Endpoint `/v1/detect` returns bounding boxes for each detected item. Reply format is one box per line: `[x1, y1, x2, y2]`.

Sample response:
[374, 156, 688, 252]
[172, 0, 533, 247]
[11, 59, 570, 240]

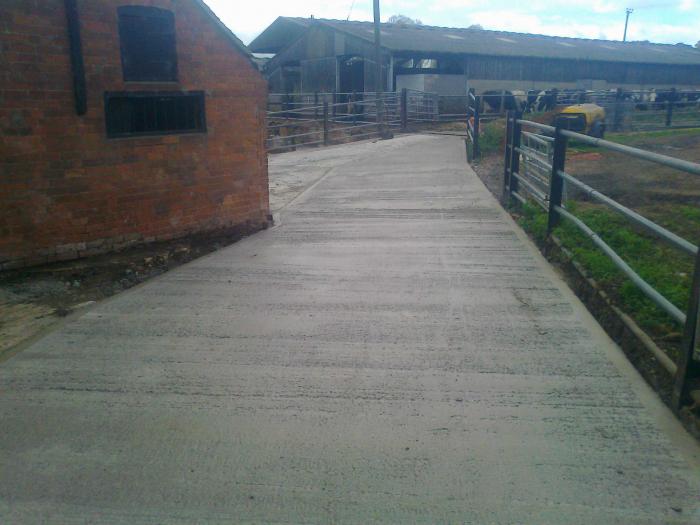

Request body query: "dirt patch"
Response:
[0, 223, 265, 360]
[567, 130, 700, 210]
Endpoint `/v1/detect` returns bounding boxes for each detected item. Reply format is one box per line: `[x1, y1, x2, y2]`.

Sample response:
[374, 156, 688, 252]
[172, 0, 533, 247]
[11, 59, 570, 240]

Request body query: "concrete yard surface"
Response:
[1, 135, 699, 524]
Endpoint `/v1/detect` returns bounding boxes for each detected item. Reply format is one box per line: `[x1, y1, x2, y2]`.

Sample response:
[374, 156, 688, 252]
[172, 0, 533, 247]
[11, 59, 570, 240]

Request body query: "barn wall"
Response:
[265, 25, 390, 93]
[463, 55, 700, 91]
[1, 0, 270, 269]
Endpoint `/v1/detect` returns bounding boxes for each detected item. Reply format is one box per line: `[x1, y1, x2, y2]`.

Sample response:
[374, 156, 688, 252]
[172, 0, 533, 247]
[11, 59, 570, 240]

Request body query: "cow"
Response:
[482, 90, 528, 113]
[535, 89, 559, 112]
[631, 88, 657, 110]
[654, 88, 679, 110]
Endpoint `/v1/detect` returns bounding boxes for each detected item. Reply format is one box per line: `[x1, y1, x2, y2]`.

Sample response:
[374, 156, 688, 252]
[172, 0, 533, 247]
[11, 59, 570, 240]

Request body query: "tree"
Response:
[387, 14, 422, 26]
[468, 24, 484, 30]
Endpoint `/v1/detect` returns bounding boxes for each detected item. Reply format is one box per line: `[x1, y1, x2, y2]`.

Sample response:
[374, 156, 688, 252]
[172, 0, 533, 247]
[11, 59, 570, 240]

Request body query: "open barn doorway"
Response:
[339, 56, 365, 94]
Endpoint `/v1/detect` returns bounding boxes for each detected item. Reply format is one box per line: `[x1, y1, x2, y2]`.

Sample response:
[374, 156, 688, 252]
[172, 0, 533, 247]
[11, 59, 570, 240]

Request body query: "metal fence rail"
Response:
[466, 92, 480, 161]
[502, 110, 700, 411]
[267, 92, 402, 152]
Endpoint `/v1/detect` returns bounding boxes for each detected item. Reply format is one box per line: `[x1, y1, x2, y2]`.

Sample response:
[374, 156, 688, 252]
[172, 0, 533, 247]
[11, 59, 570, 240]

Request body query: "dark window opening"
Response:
[118, 6, 178, 82]
[105, 91, 206, 138]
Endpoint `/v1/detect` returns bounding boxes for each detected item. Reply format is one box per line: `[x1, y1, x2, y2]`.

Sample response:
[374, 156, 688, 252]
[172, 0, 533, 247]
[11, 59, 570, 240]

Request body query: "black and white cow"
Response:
[482, 90, 529, 113]
[534, 89, 559, 112]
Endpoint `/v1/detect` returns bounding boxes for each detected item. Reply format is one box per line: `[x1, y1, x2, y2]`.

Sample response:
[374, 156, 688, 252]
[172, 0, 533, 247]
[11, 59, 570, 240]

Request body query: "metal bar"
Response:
[558, 129, 700, 176]
[559, 171, 698, 256]
[555, 205, 686, 324]
[511, 191, 526, 204]
[511, 172, 548, 203]
[522, 130, 554, 145]
[267, 138, 326, 152]
[509, 112, 523, 197]
[547, 128, 568, 233]
[267, 129, 324, 140]
[502, 111, 514, 202]
[473, 96, 481, 160]
[673, 247, 700, 409]
[517, 119, 556, 134]
[516, 146, 552, 170]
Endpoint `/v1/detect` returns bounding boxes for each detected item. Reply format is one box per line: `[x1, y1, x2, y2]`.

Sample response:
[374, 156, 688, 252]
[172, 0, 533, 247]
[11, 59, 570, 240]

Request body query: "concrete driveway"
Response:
[1, 135, 699, 524]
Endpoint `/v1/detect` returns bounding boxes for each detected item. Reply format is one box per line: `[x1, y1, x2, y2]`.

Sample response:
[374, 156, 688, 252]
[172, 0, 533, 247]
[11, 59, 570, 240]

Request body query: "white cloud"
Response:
[203, 0, 700, 46]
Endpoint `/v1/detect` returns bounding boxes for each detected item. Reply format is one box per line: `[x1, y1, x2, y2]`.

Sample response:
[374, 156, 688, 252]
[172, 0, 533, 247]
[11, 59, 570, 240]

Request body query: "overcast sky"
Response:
[204, 0, 700, 47]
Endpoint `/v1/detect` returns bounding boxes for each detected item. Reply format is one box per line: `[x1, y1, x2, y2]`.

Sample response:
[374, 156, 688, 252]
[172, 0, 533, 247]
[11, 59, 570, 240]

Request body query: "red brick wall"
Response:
[0, 0, 270, 269]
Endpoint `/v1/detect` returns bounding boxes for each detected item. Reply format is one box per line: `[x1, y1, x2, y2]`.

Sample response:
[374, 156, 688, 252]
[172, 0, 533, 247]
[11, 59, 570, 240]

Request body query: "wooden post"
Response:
[672, 248, 700, 410]
[400, 88, 408, 131]
[613, 88, 624, 132]
[666, 100, 673, 127]
[323, 101, 329, 146]
[547, 126, 568, 234]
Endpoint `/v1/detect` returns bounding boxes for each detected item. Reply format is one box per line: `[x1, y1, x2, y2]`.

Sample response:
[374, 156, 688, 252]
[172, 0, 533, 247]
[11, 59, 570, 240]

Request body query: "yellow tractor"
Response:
[552, 104, 606, 138]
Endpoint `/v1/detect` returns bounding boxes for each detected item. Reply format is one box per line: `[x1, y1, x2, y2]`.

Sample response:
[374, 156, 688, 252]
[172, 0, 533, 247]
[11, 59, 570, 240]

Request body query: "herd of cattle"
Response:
[481, 88, 700, 114]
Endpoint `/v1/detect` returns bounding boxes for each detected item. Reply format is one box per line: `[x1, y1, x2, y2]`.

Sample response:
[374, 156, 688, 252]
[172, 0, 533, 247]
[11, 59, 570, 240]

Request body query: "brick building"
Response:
[1, 0, 270, 269]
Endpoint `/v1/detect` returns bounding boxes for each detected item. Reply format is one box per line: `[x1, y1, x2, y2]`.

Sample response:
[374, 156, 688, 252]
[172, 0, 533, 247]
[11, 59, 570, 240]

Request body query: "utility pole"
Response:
[623, 8, 633, 42]
[373, 0, 386, 137]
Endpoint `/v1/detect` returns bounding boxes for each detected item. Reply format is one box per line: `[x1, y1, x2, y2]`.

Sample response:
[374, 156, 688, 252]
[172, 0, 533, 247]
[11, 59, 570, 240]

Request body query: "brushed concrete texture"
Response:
[1, 135, 699, 524]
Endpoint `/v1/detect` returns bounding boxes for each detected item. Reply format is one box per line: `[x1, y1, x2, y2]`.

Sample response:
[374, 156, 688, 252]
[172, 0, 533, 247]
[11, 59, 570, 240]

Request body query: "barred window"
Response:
[105, 92, 206, 138]
[118, 6, 178, 82]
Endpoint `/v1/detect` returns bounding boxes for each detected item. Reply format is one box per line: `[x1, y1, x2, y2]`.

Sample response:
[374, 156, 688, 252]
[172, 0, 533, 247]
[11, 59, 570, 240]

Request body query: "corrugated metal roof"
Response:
[268, 17, 700, 66]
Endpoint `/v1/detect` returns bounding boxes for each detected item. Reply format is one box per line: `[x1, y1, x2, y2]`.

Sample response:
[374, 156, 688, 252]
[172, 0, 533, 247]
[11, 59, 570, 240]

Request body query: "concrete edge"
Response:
[462, 160, 700, 466]
[0, 227, 274, 365]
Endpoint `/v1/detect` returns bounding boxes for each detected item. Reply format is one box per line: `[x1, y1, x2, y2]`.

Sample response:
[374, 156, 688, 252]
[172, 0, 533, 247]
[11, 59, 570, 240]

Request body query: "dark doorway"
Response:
[339, 56, 365, 94]
[281, 62, 301, 93]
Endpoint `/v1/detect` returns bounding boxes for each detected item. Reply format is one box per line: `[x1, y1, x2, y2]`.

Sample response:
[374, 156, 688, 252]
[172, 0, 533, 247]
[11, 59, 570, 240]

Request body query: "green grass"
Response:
[478, 120, 505, 157]
[518, 201, 697, 336]
[606, 127, 700, 145]
[559, 127, 700, 154]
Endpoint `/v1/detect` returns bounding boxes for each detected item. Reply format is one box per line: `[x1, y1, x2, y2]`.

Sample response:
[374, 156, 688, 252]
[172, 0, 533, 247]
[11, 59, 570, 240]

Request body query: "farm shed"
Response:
[1, 0, 270, 270]
[250, 17, 700, 95]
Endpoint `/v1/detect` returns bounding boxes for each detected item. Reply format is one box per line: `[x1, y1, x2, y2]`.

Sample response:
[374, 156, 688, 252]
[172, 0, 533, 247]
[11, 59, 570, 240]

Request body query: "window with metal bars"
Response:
[118, 6, 178, 82]
[104, 91, 206, 138]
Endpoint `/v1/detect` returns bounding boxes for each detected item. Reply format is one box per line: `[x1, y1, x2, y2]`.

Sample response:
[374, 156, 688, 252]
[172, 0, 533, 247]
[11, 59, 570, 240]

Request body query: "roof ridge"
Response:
[307, 17, 699, 50]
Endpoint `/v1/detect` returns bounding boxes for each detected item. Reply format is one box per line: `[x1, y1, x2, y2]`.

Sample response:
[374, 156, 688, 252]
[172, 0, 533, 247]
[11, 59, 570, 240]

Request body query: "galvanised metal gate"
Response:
[503, 110, 700, 411]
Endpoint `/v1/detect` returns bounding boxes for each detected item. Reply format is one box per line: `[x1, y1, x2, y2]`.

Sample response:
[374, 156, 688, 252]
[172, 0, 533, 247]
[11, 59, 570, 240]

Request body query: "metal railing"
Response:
[267, 91, 401, 153]
[466, 91, 480, 161]
[503, 110, 700, 411]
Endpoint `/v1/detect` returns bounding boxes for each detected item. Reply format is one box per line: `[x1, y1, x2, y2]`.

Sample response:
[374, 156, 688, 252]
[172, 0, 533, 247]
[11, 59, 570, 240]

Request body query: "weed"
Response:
[518, 201, 697, 337]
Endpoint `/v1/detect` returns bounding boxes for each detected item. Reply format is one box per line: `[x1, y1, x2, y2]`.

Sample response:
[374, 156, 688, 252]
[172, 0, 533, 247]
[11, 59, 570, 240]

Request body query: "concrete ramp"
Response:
[1, 135, 699, 524]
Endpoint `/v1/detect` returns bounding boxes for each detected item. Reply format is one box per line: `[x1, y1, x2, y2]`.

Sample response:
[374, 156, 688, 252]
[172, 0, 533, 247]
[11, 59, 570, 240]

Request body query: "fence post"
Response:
[508, 111, 523, 200]
[332, 90, 337, 117]
[473, 96, 481, 160]
[323, 101, 329, 146]
[502, 111, 513, 203]
[499, 90, 506, 115]
[314, 92, 319, 119]
[547, 126, 568, 234]
[613, 88, 624, 132]
[672, 249, 700, 411]
[666, 100, 673, 127]
[400, 88, 408, 131]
